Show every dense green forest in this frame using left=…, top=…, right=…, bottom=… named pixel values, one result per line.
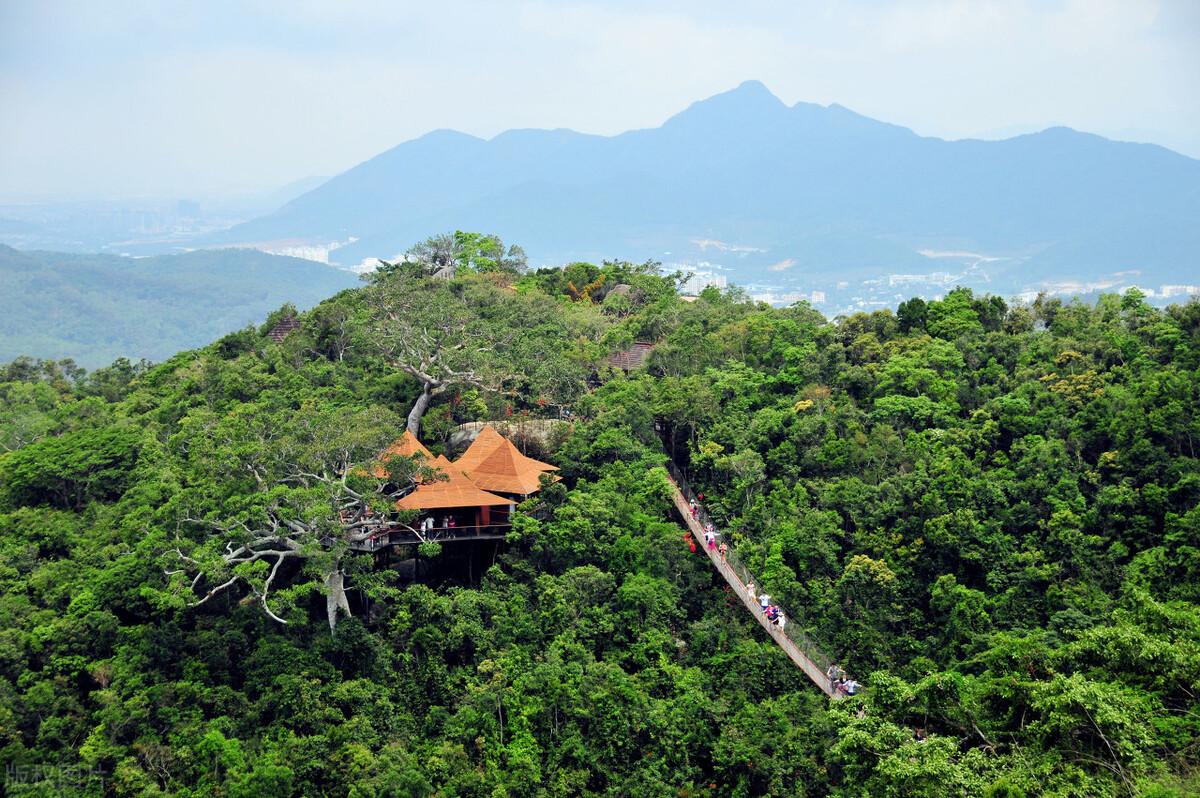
left=1, top=234, right=1198, bottom=796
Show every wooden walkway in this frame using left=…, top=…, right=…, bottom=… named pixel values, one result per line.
left=665, top=471, right=839, bottom=698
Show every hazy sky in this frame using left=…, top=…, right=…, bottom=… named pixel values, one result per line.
left=2, top=0, right=1197, bottom=200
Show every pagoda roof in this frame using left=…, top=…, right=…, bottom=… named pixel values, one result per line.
left=395, top=456, right=513, bottom=510
left=465, top=444, right=560, bottom=495
left=453, top=425, right=508, bottom=474
left=455, top=425, right=558, bottom=496
left=368, top=430, right=433, bottom=478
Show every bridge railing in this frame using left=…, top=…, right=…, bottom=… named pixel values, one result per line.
left=664, top=459, right=840, bottom=681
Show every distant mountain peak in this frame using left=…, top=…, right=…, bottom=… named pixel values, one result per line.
left=664, top=79, right=787, bottom=128
left=732, top=78, right=774, bottom=96
left=206, top=79, right=1200, bottom=291
left=708, top=78, right=785, bottom=107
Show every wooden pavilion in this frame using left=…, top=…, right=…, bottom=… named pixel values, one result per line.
left=395, top=455, right=514, bottom=532
left=351, top=428, right=556, bottom=551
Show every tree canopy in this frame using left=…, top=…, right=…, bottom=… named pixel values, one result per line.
left=0, top=238, right=1198, bottom=796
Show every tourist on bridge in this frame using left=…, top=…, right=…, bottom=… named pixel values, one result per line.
left=827, top=664, right=840, bottom=693
left=758, top=592, right=771, bottom=612
left=774, top=611, right=786, bottom=631
left=718, top=541, right=728, bottom=560
left=746, top=581, right=756, bottom=600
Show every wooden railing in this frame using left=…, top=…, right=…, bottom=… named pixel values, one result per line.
left=664, top=460, right=844, bottom=698
left=348, top=503, right=551, bottom=552
left=349, top=523, right=512, bottom=551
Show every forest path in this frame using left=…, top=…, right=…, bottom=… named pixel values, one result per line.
left=664, top=464, right=840, bottom=698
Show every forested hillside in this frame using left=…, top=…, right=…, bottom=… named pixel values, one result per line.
left=0, top=246, right=358, bottom=366
left=1, top=241, right=1198, bottom=796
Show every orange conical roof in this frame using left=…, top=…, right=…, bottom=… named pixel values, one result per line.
left=368, top=430, right=433, bottom=478
left=390, top=430, right=433, bottom=459
left=454, top=425, right=508, bottom=474
left=466, top=444, right=559, bottom=495
left=455, top=426, right=558, bottom=495
left=395, top=455, right=512, bottom=510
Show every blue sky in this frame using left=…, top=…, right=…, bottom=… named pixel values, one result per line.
left=1, top=0, right=1196, bottom=199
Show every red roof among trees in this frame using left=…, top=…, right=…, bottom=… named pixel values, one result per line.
left=368, top=431, right=433, bottom=478
left=394, top=455, right=513, bottom=510
left=266, top=316, right=301, bottom=342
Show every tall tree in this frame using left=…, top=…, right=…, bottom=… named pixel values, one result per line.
left=403, top=230, right=527, bottom=278
left=164, top=405, right=428, bottom=631
left=363, top=271, right=518, bottom=434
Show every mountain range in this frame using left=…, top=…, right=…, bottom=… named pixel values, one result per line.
left=211, top=80, right=1200, bottom=302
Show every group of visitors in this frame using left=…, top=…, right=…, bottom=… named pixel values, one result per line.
left=684, top=485, right=860, bottom=697
left=826, top=664, right=859, bottom=697
left=735, top=580, right=787, bottom=631
left=419, top=515, right=459, bottom=533
left=699, top=515, right=729, bottom=560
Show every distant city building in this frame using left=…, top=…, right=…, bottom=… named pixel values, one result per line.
left=680, top=272, right=727, bottom=295
left=268, top=243, right=332, bottom=263
left=236, top=237, right=358, bottom=265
